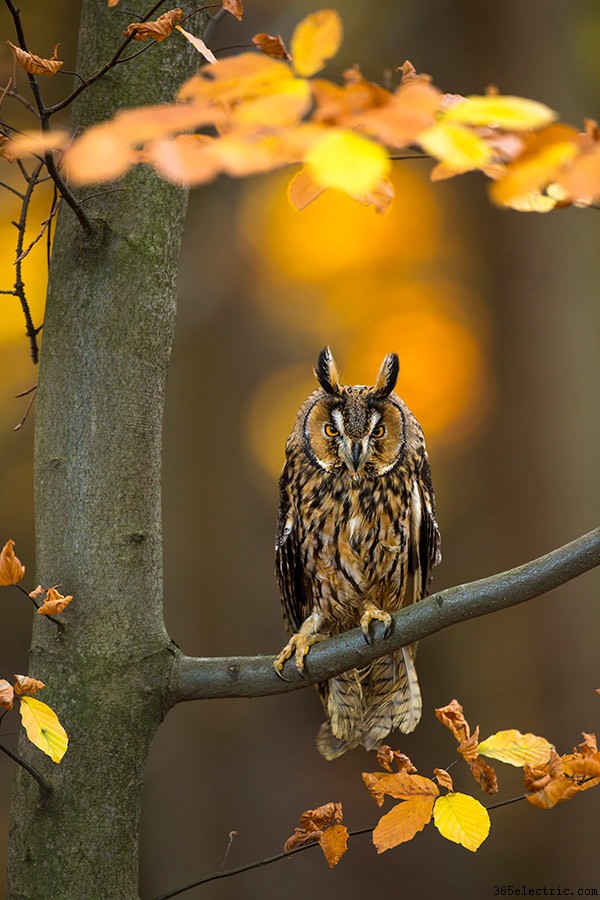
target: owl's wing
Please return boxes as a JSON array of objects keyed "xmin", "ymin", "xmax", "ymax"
[
  {"xmin": 408, "ymin": 453, "xmax": 441, "ymax": 601},
  {"xmin": 275, "ymin": 488, "xmax": 311, "ymax": 635}
]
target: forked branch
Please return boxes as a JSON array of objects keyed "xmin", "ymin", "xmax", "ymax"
[{"xmin": 169, "ymin": 527, "xmax": 600, "ymax": 703}]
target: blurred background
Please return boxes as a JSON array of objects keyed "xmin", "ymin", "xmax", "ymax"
[{"xmin": 1, "ymin": 1, "xmax": 599, "ymax": 898}]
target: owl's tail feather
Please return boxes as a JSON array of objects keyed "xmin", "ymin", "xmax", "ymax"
[{"xmin": 316, "ymin": 670, "xmax": 365, "ymax": 760}]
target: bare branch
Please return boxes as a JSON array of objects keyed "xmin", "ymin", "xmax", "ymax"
[
  {"xmin": 169, "ymin": 527, "xmax": 600, "ymax": 703},
  {"xmin": 0, "ymin": 740, "xmax": 51, "ymax": 795}
]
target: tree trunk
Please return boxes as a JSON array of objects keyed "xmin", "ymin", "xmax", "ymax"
[{"xmin": 7, "ymin": 4, "xmax": 206, "ymax": 897}]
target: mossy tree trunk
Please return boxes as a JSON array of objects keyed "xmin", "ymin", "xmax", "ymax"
[{"xmin": 7, "ymin": 3, "xmax": 206, "ymax": 897}]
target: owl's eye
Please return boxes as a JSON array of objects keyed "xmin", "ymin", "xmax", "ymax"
[
  {"xmin": 372, "ymin": 424, "xmax": 386, "ymax": 438},
  {"xmin": 323, "ymin": 423, "xmax": 339, "ymax": 438}
]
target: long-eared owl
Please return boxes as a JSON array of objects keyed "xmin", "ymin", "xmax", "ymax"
[{"xmin": 274, "ymin": 348, "xmax": 441, "ymax": 759}]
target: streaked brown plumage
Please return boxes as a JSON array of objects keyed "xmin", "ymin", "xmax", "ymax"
[{"xmin": 274, "ymin": 347, "xmax": 441, "ymax": 759}]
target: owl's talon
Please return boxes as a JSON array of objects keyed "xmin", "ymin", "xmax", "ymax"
[
  {"xmin": 274, "ymin": 631, "xmax": 327, "ymax": 677},
  {"xmin": 360, "ymin": 602, "xmax": 393, "ymax": 642}
]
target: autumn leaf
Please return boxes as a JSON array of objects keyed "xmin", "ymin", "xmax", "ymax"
[
  {"xmin": 223, "ymin": 0, "xmax": 243, "ymax": 20},
  {"xmin": 444, "ymin": 94, "xmax": 556, "ymax": 130},
  {"xmin": 4, "ymin": 130, "xmax": 69, "ymax": 161},
  {"xmin": 318, "ymin": 824, "xmax": 348, "ymax": 867},
  {"xmin": 284, "ymin": 802, "xmax": 347, "ymax": 867},
  {"xmin": 38, "ymin": 586, "xmax": 73, "ymax": 616},
  {"xmin": 6, "ymin": 41, "xmax": 63, "ymax": 76},
  {"xmin": 306, "ymin": 129, "xmax": 390, "ymax": 196},
  {"xmin": 419, "ymin": 122, "xmax": 492, "ymax": 173},
  {"xmin": 0, "ymin": 539, "xmax": 25, "ymax": 585},
  {"xmin": 108, "ymin": 0, "xmax": 120, "ymax": 6},
  {"xmin": 0, "ymin": 680, "xmax": 14, "ymax": 711},
  {"xmin": 362, "ymin": 771, "xmax": 439, "ymax": 807},
  {"xmin": 376, "ymin": 745, "xmax": 417, "ymax": 774},
  {"xmin": 252, "ymin": 33, "xmax": 291, "ymax": 61},
  {"xmin": 123, "ymin": 8, "xmax": 182, "ymax": 42},
  {"xmin": 13, "ymin": 674, "xmax": 46, "ymax": 696},
  {"xmin": 433, "ymin": 793, "xmax": 490, "ymax": 851},
  {"xmin": 434, "ymin": 768, "xmax": 454, "ymax": 791},
  {"xmin": 478, "ymin": 729, "xmax": 553, "ymax": 767},
  {"xmin": 176, "ymin": 25, "xmax": 217, "ymax": 64},
  {"xmin": 435, "ymin": 698, "xmax": 470, "ymax": 743},
  {"xmin": 287, "ymin": 167, "xmax": 325, "ymax": 211},
  {"xmin": 373, "ymin": 796, "xmax": 436, "ymax": 852},
  {"xmin": 290, "ymin": 9, "xmax": 343, "ymax": 77},
  {"xmin": 19, "ymin": 696, "xmax": 68, "ymax": 763},
  {"xmin": 435, "ymin": 700, "xmax": 498, "ymax": 794},
  {"xmin": 178, "ymin": 53, "xmax": 294, "ymax": 106},
  {"xmin": 29, "ymin": 585, "xmax": 46, "ymax": 601}
]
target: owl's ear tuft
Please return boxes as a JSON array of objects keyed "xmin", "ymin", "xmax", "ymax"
[
  {"xmin": 373, "ymin": 353, "xmax": 399, "ymax": 397},
  {"xmin": 315, "ymin": 346, "xmax": 341, "ymax": 395}
]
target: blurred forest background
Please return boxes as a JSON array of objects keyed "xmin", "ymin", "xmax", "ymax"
[{"xmin": 1, "ymin": 1, "xmax": 599, "ymax": 898}]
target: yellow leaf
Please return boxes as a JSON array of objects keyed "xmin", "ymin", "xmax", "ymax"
[
  {"xmin": 306, "ymin": 130, "xmax": 390, "ymax": 196},
  {"xmin": 444, "ymin": 94, "xmax": 556, "ymax": 130},
  {"xmin": 178, "ymin": 53, "xmax": 293, "ymax": 106},
  {"xmin": 20, "ymin": 696, "xmax": 68, "ymax": 763},
  {"xmin": 231, "ymin": 79, "xmax": 312, "ymax": 129},
  {"xmin": 490, "ymin": 140, "xmax": 577, "ymax": 205},
  {"xmin": 419, "ymin": 122, "xmax": 491, "ymax": 172},
  {"xmin": 372, "ymin": 797, "xmax": 435, "ymax": 853},
  {"xmin": 176, "ymin": 25, "xmax": 217, "ymax": 64},
  {"xmin": 433, "ymin": 793, "xmax": 490, "ymax": 852},
  {"xmin": 501, "ymin": 191, "xmax": 557, "ymax": 213},
  {"xmin": 290, "ymin": 9, "xmax": 343, "ymax": 77},
  {"xmin": 478, "ymin": 730, "xmax": 553, "ymax": 767}
]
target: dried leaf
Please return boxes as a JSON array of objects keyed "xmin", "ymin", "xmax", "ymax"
[
  {"xmin": 176, "ymin": 25, "xmax": 217, "ymax": 64},
  {"xmin": 29, "ymin": 585, "xmax": 46, "ymax": 601},
  {"xmin": 526, "ymin": 777, "xmax": 580, "ymax": 809},
  {"xmin": 311, "ymin": 69, "xmax": 391, "ymax": 126},
  {"xmin": 108, "ymin": 0, "xmax": 120, "ymax": 6},
  {"xmin": 355, "ymin": 81, "xmax": 440, "ymax": 148},
  {"xmin": 290, "ymin": 9, "xmax": 343, "ymax": 77},
  {"xmin": 252, "ymin": 33, "xmax": 290, "ymax": 61},
  {"xmin": 578, "ymin": 733, "xmax": 598, "ymax": 756},
  {"xmin": 19, "ymin": 696, "xmax": 68, "ymax": 763},
  {"xmin": 318, "ymin": 824, "xmax": 348, "ymax": 867},
  {"xmin": 306, "ymin": 129, "xmax": 390, "ymax": 196},
  {"xmin": 444, "ymin": 94, "xmax": 556, "ymax": 130},
  {"xmin": 13, "ymin": 674, "xmax": 46, "ymax": 696},
  {"xmin": 434, "ymin": 768, "xmax": 454, "ymax": 791},
  {"xmin": 376, "ymin": 745, "xmax": 417, "ymax": 774},
  {"xmin": 0, "ymin": 679, "xmax": 14, "ymax": 711},
  {"xmin": 457, "ymin": 729, "xmax": 480, "ymax": 762},
  {"xmin": 362, "ymin": 771, "xmax": 438, "ymax": 807},
  {"xmin": 478, "ymin": 729, "xmax": 553, "ymax": 767},
  {"xmin": 284, "ymin": 802, "xmax": 343, "ymax": 852},
  {"xmin": 6, "ymin": 41, "xmax": 63, "ymax": 77},
  {"xmin": 466, "ymin": 755, "xmax": 499, "ymax": 795},
  {"xmin": 557, "ymin": 143, "xmax": 600, "ymax": 202},
  {"xmin": 490, "ymin": 124, "xmax": 579, "ymax": 206},
  {"xmin": 38, "ymin": 586, "xmax": 73, "ymax": 616},
  {"xmin": 223, "ymin": 0, "xmax": 243, "ymax": 20},
  {"xmin": 567, "ymin": 756, "xmax": 600, "ymax": 779},
  {"xmin": 433, "ymin": 793, "xmax": 490, "ymax": 851},
  {"xmin": 372, "ymin": 796, "xmax": 435, "ymax": 853},
  {"xmin": 123, "ymin": 8, "xmax": 182, "ymax": 42},
  {"xmin": 0, "ymin": 539, "xmax": 25, "ymax": 585},
  {"xmin": 435, "ymin": 699, "xmax": 470, "ymax": 744}
]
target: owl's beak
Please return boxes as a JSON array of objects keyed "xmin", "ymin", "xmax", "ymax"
[{"xmin": 351, "ymin": 441, "xmax": 362, "ymax": 472}]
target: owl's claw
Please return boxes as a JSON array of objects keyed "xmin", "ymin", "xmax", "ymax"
[
  {"xmin": 360, "ymin": 602, "xmax": 393, "ymax": 643},
  {"xmin": 273, "ymin": 632, "xmax": 327, "ymax": 677}
]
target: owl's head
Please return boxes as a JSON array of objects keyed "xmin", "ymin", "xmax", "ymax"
[{"xmin": 301, "ymin": 347, "xmax": 407, "ymax": 479}]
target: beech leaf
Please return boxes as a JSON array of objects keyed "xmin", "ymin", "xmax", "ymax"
[
  {"xmin": 0, "ymin": 539, "xmax": 25, "ymax": 585},
  {"xmin": 13, "ymin": 674, "xmax": 46, "ymax": 696},
  {"xmin": 0, "ymin": 680, "xmax": 14, "ymax": 711},
  {"xmin": 38, "ymin": 586, "xmax": 73, "ymax": 616},
  {"xmin": 306, "ymin": 129, "xmax": 390, "ymax": 196},
  {"xmin": 176, "ymin": 25, "xmax": 217, "ymax": 64},
  {"xmin": 223, "ymin": 0, "xmax": 243, "ymax": 21},
  {"xmin": 433, "ymin": 793, "xmax": 490, "ymax": 851},
  {"xmin": 372, "ymin": 797, "xmax": 435, "ymax": 853},
  {"xmin": 123, "ymin": 9, "xmax": 182, "ymax": 42},
  {"xmin": 478, "ymin": 730, "xmax": 553, "ymax": 767},
  {"xmin": 6, "ymin": 41, "xmax": 63, "ymax": 76},
  {"xmin": 318, "ymin": 824, "xmax": 348, "ymax": 867},
  {"xmin": 444, "ymin": 94, "xmax": 557, "ymax": 130},
  {"xmin": 290, "ymin": 9, "xmax": 343, "ymax": 77},
  {"xmin": 19, "ymin": 696, "xmax": 68, "ymax": 763},
  {"xmin": 252, "ymin": 33, "xmax": 291, "ymax": 61}
]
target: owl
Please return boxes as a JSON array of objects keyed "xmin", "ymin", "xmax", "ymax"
[{"xmin": 274, "ymin": 347, "xmax": 441, "ymax": 759}]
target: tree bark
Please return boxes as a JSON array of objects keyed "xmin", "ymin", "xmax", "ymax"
[{"xmin": 7, "ymin": 3, "xmax": 206, "ymax": 897}]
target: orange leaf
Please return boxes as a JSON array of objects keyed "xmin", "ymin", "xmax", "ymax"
[
  {"xmin": 376, "ymin": 745, "xmax": 417, "ymax": 774},
  {"xmin": 318, "ymin": 824, "xmax": 348, "ymax": 867},
  {"xmin": 13, "ymin": 675, "xmax": 46, "ymax": 696},
  {"xmin": 434, "ymin": 768, "xmax": 454, "ymax": 791},
  {"xmin": 108, "ymin": 0, "xmax": 120, "ymax": 6},
  {"xmin": 466, "ymin": 755, "xmax": 499, "ymax": 795},
  {"xmin": 284, "ymin": 802, "xmax": 343, "ymax": 852},
  {"xmin": 372, "ymin": 796, "xmax": 435, "ymax": 853},
  {"xmin": 0, "ymin": 539, "xmax": 25, "ymax": 586},
  {"xmin": 435, "ymin": 698, "xmax": 470, "ymax": 743},
  {"xmin": 0, "ymin": 679, "xmax": 14, "ymax": 711},
  {"xmin": 6, "ymin": 41, "xmax": 63, "ymax": 76},
  {"xmin": 223, "ymin": 0, "xmax": 243, "ymax": 20},
  {"xmin": 490, "ymin": 124, "xmax": 579, "ymax": 206},
  {"xmin": 362, "ymin": 771, "xmax": 438, "ymax": 807},
  {"xmin": 526, "ymin": 777, "xmax": 580, "ymax": 809},
  {"xmin": 3, "ymin": 130, "xmax": 69, "ymax": 161},
  {"xmin": 29, "ymin": 585, "xmax": 46, "ymax": 601},
  {"xmin": 288, "ymin": 168, "xmax": 325, "ymax": 211},
  {"xmin": 178, "ymin": 53, "xmax": 293, "ymax": 106},
  {"xmin": 38, "ymin": 587, "xmax": 73, "ymax": 616},
  {"xmin": 356, "ymin": 81, "xmax": 440, "ymax": 148},
  {"xmin": 252, "ymin": 33, "xmax": 290, "ymax": 61},
  {"xmin": 123, "ymin": 8, "xmax": 182, "ymax": 42},
  {"xmin": 290, "ymin": 9, "xmax": 343, "ymax": 77}
]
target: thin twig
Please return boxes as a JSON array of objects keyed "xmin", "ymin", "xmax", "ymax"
[
  {"xmin": 12, "ymin": 159, "xmax": 43, "ymax": 363},
  {"xmin": 0, "ymin": 180, "xmax": 25, "ymax": 199},
  {"xmin": 13, "ymin": 583, "xmax": 64, "ymax": 631},
  {"xmin": 3, "ymin": 0, "xmax": 48, "ymax": 119},
  {"xmin": 16, "ymin": 200, "xmax": 59, "ymax": 262},
  {"xmin": 219, "ymin": 831, "xmax": 237, "ymax": 870},
  {"xmin": 13, "ymin": 386, "xmax": 37, "ymax": 431},
  {"xmin": 5, "ymin": 87, "xmax": 37, "ymax": 114},
  {"xmin": 0, "ymin": 738, "xmax": 52, "ymax": 794}
]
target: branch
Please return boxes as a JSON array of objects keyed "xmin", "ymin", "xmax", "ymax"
[
  {"xmin": 169, "ymin": 527, "xmax": 600, "ymax": 703},
  {"xmin": 0, "ymin": 739, "xmax": 52, "ymax": 795}
]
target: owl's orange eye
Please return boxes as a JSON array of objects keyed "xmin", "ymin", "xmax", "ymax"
[
  {"xmin": 324, "ymin": 423, "xmax": 339, "ymax": 438},
  {"xmin": 372, "ymin": 424, "xmax": 386, "ymax": 438}
]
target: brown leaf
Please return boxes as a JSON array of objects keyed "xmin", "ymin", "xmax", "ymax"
[
  {"xmin": 526, "ymin": 777, "xmax": 580, "ymax": 809},
  {"xmin": 466, "ymin": 756, "xmax": 499, "ymax": 795},
  {"xmin": 372, "ymin": 796, "xmax": 435, "ymax": 853},
  {"xmin": 0, "ymin": 679, "xmax": 14, "ymax": 711},
  {"xmin": 284, "ymin": 802, "xmax": 343, "ymax": 852},
  {"xmin": 6, "ymin": 41, "xmax": 63, "ymax": 77},
  {"xmin": 457, "ymin": 729, "xmax": 480, "ymax": 762},
  {"xmin": 108, "ymin": 0, "xmax": 120, "ymax": 6},
  {"xmin": 398, "ymin": 59, "xmax": 427, "ymax": 86},
  {"xmin": 435, "ymin": 699, "xmax": 470, "ymax": 743},
  {"xmin": 318, "ymin": 824, "xmax": 348, "ymax": 868},
  {"xmin": 0, "ymin": 135, "xmax": 14, "ymax": 162},
  {"xmin": 123, "ymin": 8, "xmax": 182, "ymax": 42},
  {"xmin": 223, "ymin": 0, "xmax": 243, "ymax": 20},
  {"xmin": 376, "ymin": 745, "xmax": 417, "ymax": 774},
  {"xmin": 362, "ymin": 772, "xmax": 438, "ymax": 807},
  {"xmin": 0, "ymin": 539, "xmax": 25, "ymax": 586},
  {"xmin": 252, "ymin": 33, "xmax": 290, "ymax": 61},
  {"xmin": 579, "ymin": 733, "xmax": 598, "ymax": 756},
  {"xmin": 13, "ymin": 674, "xmax": 46, "ymax": 696},
  {"xmin": 434, "ymin": 768, "xmax": 454, "ymax": 792},
  {"xmin": 38, "ymin": 586, "xmax": 73, "ymax": 616},
  {"xmin": 29, "ymin": 585, "xmax": 46, "ymax": 601}
]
